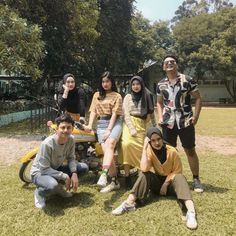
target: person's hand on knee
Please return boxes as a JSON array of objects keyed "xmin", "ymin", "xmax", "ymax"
[{"xmin": 160, "ymin": 182, "xmax": 169, "ymax": 196}]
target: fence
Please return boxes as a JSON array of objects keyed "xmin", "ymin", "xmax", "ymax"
[{"xmin": 30, "ymin": 102, "xmax": 58, "ymax": 133}]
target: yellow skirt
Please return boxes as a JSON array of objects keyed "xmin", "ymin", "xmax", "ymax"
[{"xmin": 119, "ymin": 116, "xmax": 152, "ymax": 169}]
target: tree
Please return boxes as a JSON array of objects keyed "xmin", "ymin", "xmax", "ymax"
[
  {"xmin": 3, "ymin": 0, "xmax": 99, "ymax": 82},
  {"xmin": 171, "ymin": 0, "xmax": 233, "ymax": 24},
  {"xmin": 94, "ymin": 0, "xmax": 135, "ymax": 77},
  {"xmin": 0, "ymin": 4, "xmax": 44, "ymax": 80},
  {"xmin": 126, "ymin": 12, "xmax": 173, "ymax": 73},
  {"xmin": 173, "ymin": 7, "xmax": 236, "ymax": 101},
  {"xmin": 128, "ymin": 12, "xmax": 154, "ymax": 72},
  {"xmin": 149, "ymin": 21, "xmax": 173, "ymax": 62}
]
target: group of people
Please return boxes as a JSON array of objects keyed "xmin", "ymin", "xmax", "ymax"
[{"xmin": 30, "ymin": 55, "xmax": 203, "ymax": 230}]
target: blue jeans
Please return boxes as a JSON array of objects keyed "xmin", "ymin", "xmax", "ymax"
[
  {"xmin": 32, "ymin": 162, "xmax": 88, "ymax": 198},
  {"xmin": 97, "ymin": 117, "xmax": 123, "ymax": 143}
]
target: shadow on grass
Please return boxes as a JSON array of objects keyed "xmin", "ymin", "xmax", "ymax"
[
  {"xmin": 200, "ymin": 183, "xmax": 229, "ymax": 193},
  {"xmin": 79, "ymin": 171, "xmax": 99, "ymax": 186},
  {"xmin": 187, "ymin": 181, "xmax": 229, "ymax": 193},
  {"xmin": 43, "ymin": 191, "xmax": 95, "ymax": 217},
  {"xmin": 103, "ymin": 189, "xmax": 127, "ymax": 212},
  {"xmin": 102, "ymin": 174, "xmax": 140, "ymax": 212},
  {"xmin": 21, "ymin": 183, "xmax": 35, "ymax": 190}
]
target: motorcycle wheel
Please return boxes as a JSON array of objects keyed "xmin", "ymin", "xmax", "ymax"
[{"xmin": 19, "ymin": 157, "xmax": 35, "ymax": 184}]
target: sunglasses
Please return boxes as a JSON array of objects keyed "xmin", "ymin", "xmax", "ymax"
[{"xmin": 163, "ymin": 60, "xmax": 176, "ymax": 65}]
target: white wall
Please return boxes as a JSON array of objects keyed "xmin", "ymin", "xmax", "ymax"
[{"xmin": 199, "ymin": 84, "xmax": 231, "ymax": 102}]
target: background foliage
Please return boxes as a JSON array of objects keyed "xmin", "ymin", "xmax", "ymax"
[
  {"xmin": 0, "ymin": 4, "xmax": 44, "ymax": 80},
  {"xmin": 1, "ymin": 0, "xmax": 236, "ymax": 99}
]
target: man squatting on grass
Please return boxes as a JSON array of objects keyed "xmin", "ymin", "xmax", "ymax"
[
  {"xmin": 30, "ymin": 114, "xmax": 88, "ymax": 209},
  {"xmin": 112, "ymin": 127, "xmax": 198, "ymax": 230}
]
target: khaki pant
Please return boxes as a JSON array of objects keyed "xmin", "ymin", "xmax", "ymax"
[{"xmin": 131, "ymin": 172, "xmax": 192, "ymax": 214}]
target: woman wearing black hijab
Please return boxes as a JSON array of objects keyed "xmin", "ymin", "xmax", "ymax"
[
  {"xmin": 120, "ymin": 75, "xmax": 156, "ymax": 188},
  {"xmin": 112, "ymin": 127, "xmax": 198, "ymax": 230},
  {"xmin": 57, "ymin": 73, "xmax": 86, "ymax": 122}
]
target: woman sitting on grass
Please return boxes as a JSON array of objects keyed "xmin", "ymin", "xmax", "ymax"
[{"xmin": 112, "ymin": 127, "xmax": 198, "ymax": 230}]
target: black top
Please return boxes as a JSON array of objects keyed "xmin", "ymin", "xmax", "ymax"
[{"xmin": 58, "ymin": 87, "xmax": 86, "ymax": 117}]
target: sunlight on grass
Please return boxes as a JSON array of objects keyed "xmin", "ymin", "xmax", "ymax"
[
  {"xmin": 0, "ymin": 107, "xmax": 235, "ymax": 235},
  {"xmin": 196, "ymin": 108, "xmax": 236, "ymax": 137},
  {"xmin": 0, "ymin": 151, "xmax": 236, "ymax": 235}
]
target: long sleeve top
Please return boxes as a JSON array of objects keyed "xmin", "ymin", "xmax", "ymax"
[
  {"xmin": 58, "ymin": 87, "xmax": 86, "ymax": 116},
  {"xmin": 123, "ymin": 94, "xmax": 156, "ymax": 133},
  {"xmin": 30, "ymin": 134, "xmax": 77, "ymax": 180},
  {"xmin": 146, "ymin": 144, "xmax": 182, "ymax": 182}
]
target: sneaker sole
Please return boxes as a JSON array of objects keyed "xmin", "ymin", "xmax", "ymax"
[
  {"xmin": 186, "ymin": 223, "xmax": 198, "ymax": 230},
  {"xmin": 112, "ymin": 207, "xmax": 136, "ymax": 216},
  {"xmin": 100, "ymin": 186, "xmax": 120, "ymax": 193},
  {"xmin": 194, "ymin": 188, "xmax": 204, "ymax": 193}
]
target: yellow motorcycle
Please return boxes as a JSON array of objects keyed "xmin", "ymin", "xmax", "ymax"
[{"xmin": 19, "ymin": 121, "xmax": 138, "ymax": 184}]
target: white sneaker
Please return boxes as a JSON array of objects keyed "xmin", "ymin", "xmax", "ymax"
[
  {"xmin": 57, "ymin": 184, "xmax": 73, "ymax": 198},
  {"xmin": 34, "ymin": 189, "xmax": 46, "ymax": 209},
  {"xmin": 186, "ymin": 211, "xmax": 198, "ymax": 230},
  {"xmin": 112, "ymin": 201, "xmax": 136, "ymax": 216},
  {"xmin": 97, "ymin": 173, "xmax": 108, "ymax": 187},
  {"xmin": 100, "ymin": 181, "xmax": 120, "ymax": 193}
]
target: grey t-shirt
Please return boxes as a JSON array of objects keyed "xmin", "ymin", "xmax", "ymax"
[{"xmin": 30, "ymin": 134, "xmax": 77, "ymax": 180}]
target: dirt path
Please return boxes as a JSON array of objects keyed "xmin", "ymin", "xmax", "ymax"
[
  {"xmin": 0, "ymin": 134, "xmax": 235, "ymax": 166},
  {"xmin": 196, "ymin": 135, "xmax": 236, "ymax": 155},
  {"xmin": 0, "ymin": 135, "xmax": 42, "ymax": 166}
]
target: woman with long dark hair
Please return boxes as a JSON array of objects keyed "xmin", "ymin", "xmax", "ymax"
[{"xmin": 84, "ymin": 71, "xmax": 123, "ymax": 193}]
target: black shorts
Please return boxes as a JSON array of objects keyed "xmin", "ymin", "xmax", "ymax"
[{"xmin": 162, "ymin": 123, "xmax": 195, "ymax": 149}]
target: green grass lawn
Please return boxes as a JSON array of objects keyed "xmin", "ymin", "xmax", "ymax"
[
  {"xmin": 196, "ymin": 107, "xmax": 236, "ymax": 137},
  {"xmin": 0, "ymin": 108, "xmax": 235, "ymax": 235}
]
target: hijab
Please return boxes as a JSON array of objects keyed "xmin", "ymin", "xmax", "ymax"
[
  {"xmin": 58, "ymin": 74, "xmax": 80, "ymax": 113},
  {"xmin": 147, "ymin": 127, "xmax": 167, "ymax": 164},
  {"xmin": 130, "ymin": 75, "xmax": 154, "ymax": 118}
]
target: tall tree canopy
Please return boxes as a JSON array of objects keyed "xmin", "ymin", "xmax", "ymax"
[
  {"xmin": 94, "ymin": 0, "xmax": 135, "ymax": 76},
  {"xmin": 3, "ymin": 0, "xmax": 99, "ymax": 80},
  {"xmin": 171, "ymin": 0, "xmax": 233, "ymax": 24},
  {"xmin": 0, "ymin": 4, "xmax": 44, "ymax": 79},
  {"xmin": 173, "ymin": 7, "xmax": 236, "ymax": 101}
]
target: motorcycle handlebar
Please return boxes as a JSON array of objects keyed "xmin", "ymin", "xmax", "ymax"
[{"xmin": 74, "ymin": 121, "xmax": 85, "ymax": 130}]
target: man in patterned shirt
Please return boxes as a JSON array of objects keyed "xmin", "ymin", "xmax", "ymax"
[{"xmin": 156, "ymin": 55, "xmax": 203, "ymax": 192}]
